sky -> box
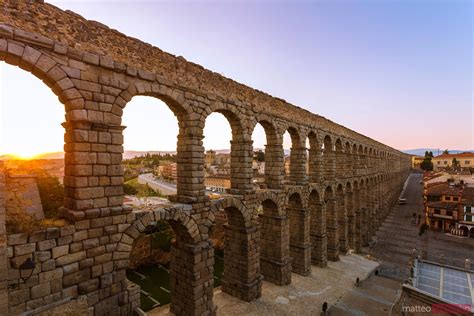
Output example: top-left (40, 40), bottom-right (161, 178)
top-left (0, 0), bottom-right (472, 157)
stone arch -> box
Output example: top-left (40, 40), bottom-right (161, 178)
top-left (285, 186), bottom-right (308, 209)
top-left (324, 185), bottom-right (338, 261)
top-left (0, 41), bottom-right (93, 214)
top-left (287, 192), bottom-right (310, 275)
top-left (118, 82), bottom-right (189, 120)
top-left (203, 104), bottom-right (251, 193)
top-left (309, 188), bottom-right (326, 267)
top-left (256, 190), bottom-right (283, 214)
top-left (204, 102), bottom-right (246, 141)
top-left (258, 197), bottom-right (291, 285)
top-left (210, 196), bottom-right (254, 227)
top-left (1, 41), bottom-right (81, 109)
top-left (117, 207), bottom-right (205, 315)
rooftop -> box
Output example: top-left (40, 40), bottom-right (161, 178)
top-left (413, 260), bottom-right (474, 309)
top-left (426, 183), bottom-right (462, 196)
top-left (433, 152), bottom-right (474, 160)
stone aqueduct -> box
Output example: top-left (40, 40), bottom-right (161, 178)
top-left (0, 2), bottom-right (411, 315)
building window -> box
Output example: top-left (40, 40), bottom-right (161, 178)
top-left (466, 205), bottom-right (472, 213)
top-left (444, 161), bottom-right (447, 165)
top-left (445, 196), bottom-right (451, 201)
top-left (465, 215), bottom-right (472, 222)
top-left (434, 209), bottom-right (440, 215)
top-left (453, 197), bottom-right (459, 202)
top-left (465, 161), bottom-right (470, 165)
top-left (437, 161), bottom-right (441, 165)
top-left (447, 210), bottom-right (453, 217)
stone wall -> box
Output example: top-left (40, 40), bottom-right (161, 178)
top-left (6, 173), bottom-right (44, 221)
top-left (0, 1), bottom-right (413, 315)
top-left (0, 162), bottom-right (8, 315)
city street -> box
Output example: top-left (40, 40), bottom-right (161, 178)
top-left (370, 173), bottom-right (474, 281)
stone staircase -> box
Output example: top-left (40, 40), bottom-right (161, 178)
top-left (370, 209), bottom-right (418, 281)
top-left (328, 272), bottom-right (401, 316)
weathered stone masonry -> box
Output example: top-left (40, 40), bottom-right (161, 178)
top-left (0, 1), bottom-right (411, 315)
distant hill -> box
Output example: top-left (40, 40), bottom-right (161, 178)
top-left (401, 148), bottom-right (474, 157)
top-left (0, 148), bottom-right (299, 161)
top-left (0, 152), bottom-right (64, 160)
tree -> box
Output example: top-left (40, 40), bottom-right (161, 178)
top-left (36, 172), bottom-right (64, 218)
top-left (420, 157), bottom-right (433, 171)
top-left (254, 150), bottom-right (265, 162)
top-left (452, 158), bottom-right (460, 168)
top-left (443, 149), bottom-right (449, 155)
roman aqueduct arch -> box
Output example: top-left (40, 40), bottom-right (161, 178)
top-left (0, 2), bottom-right (411, 315)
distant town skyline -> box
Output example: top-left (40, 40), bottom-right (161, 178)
top-left (0, 0), bottom-right (472, 158)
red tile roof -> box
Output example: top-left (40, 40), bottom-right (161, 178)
top-left (433, 152), bottom-right (474, 159)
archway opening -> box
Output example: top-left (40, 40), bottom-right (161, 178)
top-left (122, 95), bottom-right (182, 312)
top-left (252, 121), bottom-right (281, 189)
top-left (0, 59), bottom-right (70, 314)
top-left (251, 123), bottom-right (266, 189)
top-left (203, 112), bottom-right (232, 195)
top-left (1, 61), bottom-right (67, 232)
top-left (122, 96), bottom-right (179, 207)
top-left (283, 131), bottom-right (292, 180)
top-left (323, 136), bottom-right (334, 181)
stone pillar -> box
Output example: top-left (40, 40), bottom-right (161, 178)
top-left (170, 239), bottom-right (216, 316)
top-left (346, 191), bottom-right (355, 250)
top-left (310, 201), bottom-right (327, 267)
top-left (325, 198), bottom-right (339, 261)
top-left (175, 124), bottom-right (206, 204)
top-left (367, 184), bottom-right (375, 239)
top-left (264, 144), bottom-right (284, 190)
top-left (289, 207), bottom-right (311, 276)
top-left (337, 193), bottom-right (348, 254)
top-left (258, 214), bottom-right (291, 285)
top-left (308, 148), bottom-right (323, 183)
top-left (335, 150), bottom-right (344, 179)
top-left (0, 161), bottom-right (7, 315)
top-left (360, 188), bottom-right (369, 246)
top-left (63, 121), bottom-right (125, 213)
top-left (229, 140), bottom-right (254, 194)
top-left (353, 188), bottom-right (362, 252)
top-left (222, 223), bottom-right (262, 301)
top-left (289, 147), bottom-right (308, 185)
top-left (323, 150), bottom-right (336, 181)
top-left (352, 153), bottom-right (357, 177)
